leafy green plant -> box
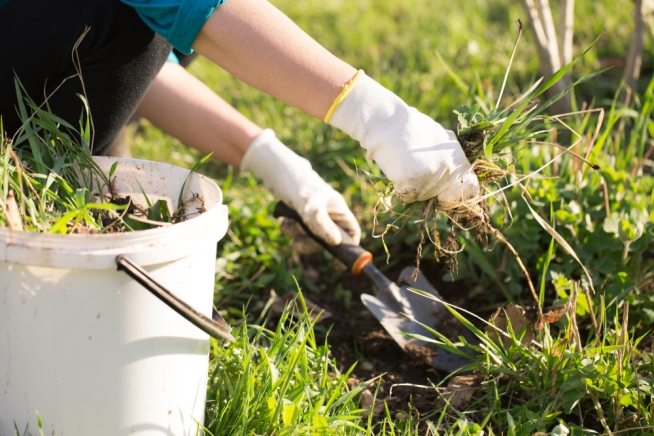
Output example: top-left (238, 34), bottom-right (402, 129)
top-left (406, 287), bottom-right (654, 434)
top-left (446, 78), bottom-right (654, 333)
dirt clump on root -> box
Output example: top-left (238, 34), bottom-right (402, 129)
top-left (71, 195), bottom-right (144, 234)
top-left (457, 129), bottom-right (487, 161)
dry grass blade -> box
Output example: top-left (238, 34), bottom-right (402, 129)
top-left (526, 202), bottom-right (596, 293)
top-left (435, 374), bottom-right (483, 410)
top-left (537, 140), bottom-right (600, 170)
top-left (486, 303), bottom-right (534, 347)
top-left (126, 214), bottom-right (173, 227)
top-left (489, 227), bottom-right (541, 316)
top-left (569, 282), bottom-right (582, 352)
top-left (495, 19), bottom-right (524, 109)
top-left (5, 189), bottom-right (23, 231)
top-left (584, 284), bottom-right (600, 337)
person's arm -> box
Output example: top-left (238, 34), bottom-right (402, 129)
top-left (192, 0), bottom-right (356, 120)
top-left (136, 61), bottom-right (361, 248)
top-left (191, 0), bottom-right (478, 206)
top-left (135, 62), bottom-right (260, 167)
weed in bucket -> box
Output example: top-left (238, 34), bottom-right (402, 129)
top-left (0, 79), bottom-right (210, 234)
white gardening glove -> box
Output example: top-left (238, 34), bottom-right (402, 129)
top-left (327, 71), bottom-right (479, 207)
top-left (240, 129), bottom-right (361, 253)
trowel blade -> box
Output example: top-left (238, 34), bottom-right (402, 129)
top-left (360, 266), bottom-right (473, 372)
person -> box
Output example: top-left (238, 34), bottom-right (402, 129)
top-left (0, 0), bottom-right (478, 252)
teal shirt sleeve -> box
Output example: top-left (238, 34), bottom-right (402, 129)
top-left (120, 0), bottom-right (227, 54)
top-left (167, 51), bottom-right (180, 64)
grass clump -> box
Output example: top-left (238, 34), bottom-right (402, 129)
top-left (406, 287), bottom-right (654, 434)
top-left (204, 293), bottom-right (374, 435)
top-left (0, 80), bottom-right (206, 234)
top-left (0, 81), bottom-right (120, 233)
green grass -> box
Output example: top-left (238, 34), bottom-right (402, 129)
top-left (406, 288), bottom-right (654, 434)
top-left (0, 79), bottom-right (204, 235)
top-left (204, 295), bottom-right (374, 435)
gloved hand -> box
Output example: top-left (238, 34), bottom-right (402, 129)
top-left (240, 129), bottom-right (361, 253)
top-left (326, 71), bottom-right (479, 207)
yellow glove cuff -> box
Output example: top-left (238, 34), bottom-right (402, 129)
top-left (323, 70), bottom-right (365, 124)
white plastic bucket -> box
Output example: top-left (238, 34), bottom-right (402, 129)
top-left (0, 157), bottom-right (229, 436)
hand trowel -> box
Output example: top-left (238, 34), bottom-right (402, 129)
top-left (273, 201), bottom-right (472, 371)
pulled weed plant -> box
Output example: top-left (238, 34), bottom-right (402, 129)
top-left (446, 75), bottom-right (654, 329)
top-left (0, 80), bottom-right (207, 234)
top-left (0, 81), bottom-right (121, 233)
top-left (373, 25), bottom-right (607, 319)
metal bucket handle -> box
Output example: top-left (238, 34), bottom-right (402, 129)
top-left (116, 255), bottom-right (234, 342)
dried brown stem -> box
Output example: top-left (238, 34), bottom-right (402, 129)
top-left (537, 140), bottom-right (600, 170)
top-left (632, 343), bottom-right (642, 425)
top-left (612, 427), bottom-right (654, 435)
top-left (496, 19), bottom-right (524, 109)
top-left (600, 177), bottom-right (611, 218)
top-left (570, 282), bottom-right (582, 352)
top-left (599, 294), bottom-right (606, 332)
top-left (616, 301), bottom-right (630, 427)
top-left (9, 151), bottom-right (25, 216)
top-left (5, 189), bottom-right (23, 231)
top-left (490, 227), bottom-right (541, 317)
top-left (552, 128), bottom-right (559, 176)
top-left (636, 143), bottom-right (654, 175)
top-left (584, 108), bottom-right (605, 162)
top-left (583, 284), bottom-right (600, 338)
top-left (590, 390), bottom-right (614, 435)
top-left (414, 222), bottom-right (426, 281)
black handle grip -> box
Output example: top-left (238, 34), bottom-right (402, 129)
top-left (116, 255), bottom-right (235, 342)
top-left (273, 201), bottom-right (372, 274)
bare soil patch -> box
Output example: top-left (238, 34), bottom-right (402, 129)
top-left (300, 254), bottom-right (491, 418)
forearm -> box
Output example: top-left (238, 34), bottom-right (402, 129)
top-left (135, 62), bottom-right (261, 167)
top-left (192, 0), bottom-right (356, 120)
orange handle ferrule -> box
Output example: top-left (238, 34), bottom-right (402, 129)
top-left (351, 252), bottom-right (373, 275)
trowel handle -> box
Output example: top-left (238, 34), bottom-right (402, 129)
top-left (273, 201), bottom-right (373, 275)
top-left (116, 255), bottom-right (235, 342)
